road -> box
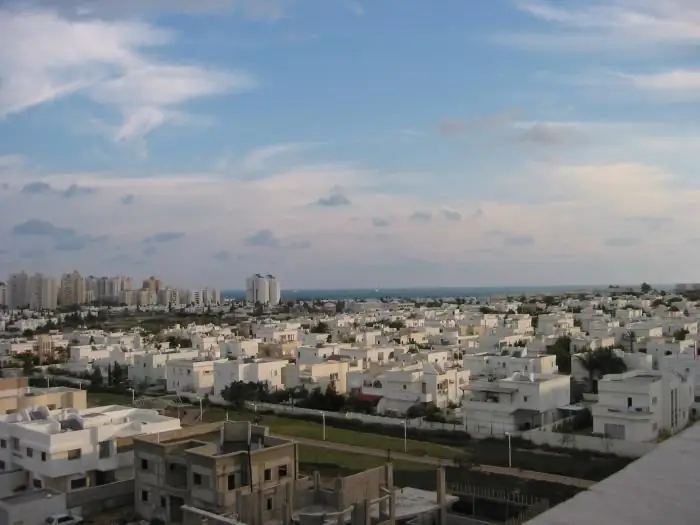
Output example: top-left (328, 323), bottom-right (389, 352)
top-left (280, 434), bottom-right (595, 489)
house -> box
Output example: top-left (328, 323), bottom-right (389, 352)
top-left (166, 358), bottom-right (225, 395)
top-left (592, 369), bottom-right (693, 442)
top-left (212, 358), bottom-right (287, 398)
top-left (0, 405), bottom-right (180, 495)
top-left (131, 349), bottom-right (201, 387)
top-left (462, 372), bottom-right (570, 436)
top-left (282, 360), bottom-right (352, 394)
top-left (362, 362), bottom-right (468, 415)
top-left (463, 349), bottom-right (558, 379)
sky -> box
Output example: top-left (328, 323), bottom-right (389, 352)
top-left (1, 0), bottom-right (700, 289)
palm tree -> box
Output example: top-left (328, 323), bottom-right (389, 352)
top-left (577, 348), bottom-right (628, 393)
top-left (622, 329), bottom-right (636, 353)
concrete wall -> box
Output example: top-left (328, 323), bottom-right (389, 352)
top-left (521, 429), bottom-right (657, 457)
top-left (0, 469), bottom-right (27, 498)
top-left (0, 377), bottom-right (28, 391)
top-left (66, 480), bottom-right (134, 516)
top-left (242, 401), bottom-right (467, 433)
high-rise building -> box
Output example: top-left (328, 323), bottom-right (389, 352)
top-left (245, 274), bottom-right (280, 305)
top-left (7, 272), bottom-right (29, 309)
top-left (0, 282), bottom-right (6, 307)
top-left (60, 270), bottom-right (86, 306)
top-left (28, 273), bottom-right (58, 310)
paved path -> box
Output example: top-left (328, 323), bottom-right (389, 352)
top-left (279, 434), bottom-right (595, 489)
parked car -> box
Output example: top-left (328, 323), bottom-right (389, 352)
top-left (45, 514), bottom-right (84, 525)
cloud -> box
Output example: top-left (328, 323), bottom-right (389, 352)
top-left (17, 0), bottom-right (291, 20)
top-left (240, 143), bottom-right (312, 174)
top-left (627, 216), bottom-right (673, 230)
top-left (315, 189), bottom-right (351, 207)
top-left (0, 9), bottom-right (256, 141)
top-left (517, 122), bottom-right (581, 145)
top-left (63, 184), bottom-right (98, 198)
top-left (19, 181), bottom-right (98, 197)
top-left (502, 235), bottom-right (536, 247)
top-left (212, 250), bottom-right (231, 262)
top-left (437, 119), bottom-right (467, 137)
top-left (372, 217), bottom-right (390, 227)
top-left (504, 0), bottom-right (700, 52)
top-left (143, 232), bottom-right (185, 243)
top-left (11, 219), bottom-right (105, 252)
top-left (21, 182), bottom-right (54, 195)
top-left (604, 237), bottom-right (642, 248)
top-left (121, 194), bottom-right (135, 205)
top-left (409, 211), bottom-right (432, 221)
top-left (441, 209), bottom-right (462, 221)
top-left (12, 219), bottom-right (75, 237)
top-left (244, 229), bottom-right (281, 248)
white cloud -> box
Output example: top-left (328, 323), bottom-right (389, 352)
top-left (503, 0), bottom-right (700, 52)
top-left (240, 143), bottom-right (315, 174)
top-left (0, 9), bottom-right (254, 140)
top-left (8, 0), bottom-right (291, 20)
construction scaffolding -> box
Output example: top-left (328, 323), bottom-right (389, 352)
top-left (447, 484), bottom-right (550, 525)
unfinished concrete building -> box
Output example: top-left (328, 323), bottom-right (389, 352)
top-left (133, 421), bottom-right (445, 525)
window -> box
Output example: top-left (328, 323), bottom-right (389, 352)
top-left (67, 449), bottom-right (81, 460)
top-left (0, 439), bottom-right (5, 448)
top-left (160, 497), bottom-right (166, 508)
top-left (141, 490), bottom-right (149, 502)
top-left (267, 498), bottom-right (273, 511)
top-left (41, 452), bottom-right (47, 462)
top-left (11, 438), bottom-right (19, 450)
top-left (228, 474), bottom-right (236, 490)
top-left (523, 396), bottom-right (529, 402)
top-left (0, 460), bottom-right (5, 470)
top-left (627, 397), bottom-right (633, 408)
top-left (70, 477), bottom-right (87, 490)
top-left (278, 465), bottom-right (288, 478)
top-left (141, 459), bottom-right (149, 470)
top-left (264, 468), bottom-right (271, 481)
top-left (99, 441), bottom-right (111, 459)
top-left (26, 447), bottom-right (33, 458)
top-left (33, 479), bottom-right (42, 488)
top-left (652, 396), bottom-right (658, 405)
top-left (193, 473), bottom-right (202, 485)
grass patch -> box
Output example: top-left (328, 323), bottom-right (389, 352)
top-left (87, 392), bottom-right (134, 407)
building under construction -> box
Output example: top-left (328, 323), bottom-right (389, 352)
top-left (133, 420), bottom-right (545, 525)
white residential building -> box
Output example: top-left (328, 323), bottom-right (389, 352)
top-left (592, 369), bottom-right (693, 442)
top-left (463, 373), bottom-right (570, 436)
top-left (166, 358), bottom-right (224, 395)
top-left (131, 349), bottom-right (201, 387)
top-left (27, 273), bottom-right (58, 310)
top-left (7, 272), bottom-right (29, 310)
top-left (245, 274), bottom-right (281, 305)
top-left (0, 405), bottom-right (180, 493)
top-left (212, 358), bottom-right (287, 398)
top-left (283, 360), bottom-right (354, 394)
top-left (219, 339), bottom-right (260, 359)
top-left (463, 349), bottom-right (558, 379)
top-left (362, 362), bottom-right (469, 415)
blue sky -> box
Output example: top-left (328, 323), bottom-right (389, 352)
top-left (1, 0), bottom-right (700, 289)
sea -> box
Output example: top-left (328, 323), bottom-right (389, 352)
top-left (221, 285), bottom-right (598, 301)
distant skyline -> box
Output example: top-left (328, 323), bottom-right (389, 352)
top-left (1, 1), bottom-right (700, 288)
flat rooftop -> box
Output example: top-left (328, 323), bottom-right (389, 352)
top-left (0, 405), bottom-right (176, 435)
top-left (524, 423), bottom-right (700, 525)
top-left (0, 489), bottom-right (64, 507)
top-left (0, 386), bottom-right (81, 400)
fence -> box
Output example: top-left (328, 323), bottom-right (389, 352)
top-left (520, 429), bottom-right (656, 457)
top-left (66, 480), bottom-right (134, 517)
top-left (244, 401), bottom-right (467, 432)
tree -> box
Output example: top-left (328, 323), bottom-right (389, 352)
top-left (90, 367), bottom-right (104, 386)
top-left (576, 348), bottom-right (627, 393)
top-left (22, 329), bottom-right (35, 339)
top-left (674, 329), bottom-right (689, 341)
top-left (310, 322), bottom-right (330, 334)
top-left (546, 336), bottom-right (572, 374)
top-left (622, 329), bottom-right (636, 353)
top-left (641, 282), bottom-right (652, 293)
top-left (111, 362), bottom-right (125, 385)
